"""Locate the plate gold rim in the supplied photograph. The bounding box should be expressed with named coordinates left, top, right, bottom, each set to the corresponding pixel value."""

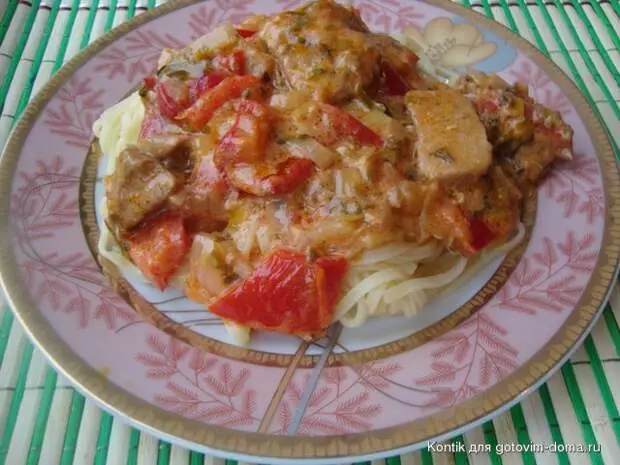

left=0, top=0, right=618, bottom=461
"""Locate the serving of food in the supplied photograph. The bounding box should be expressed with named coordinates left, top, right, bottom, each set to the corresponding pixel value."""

left=2, top=0, right=617, bottom=459
left=93, top=0, right=573, bottom=346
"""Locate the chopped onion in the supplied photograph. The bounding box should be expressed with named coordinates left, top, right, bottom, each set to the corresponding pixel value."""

left=285, top=138, right=337, bottom=169
left=223, top=321, right=251, bottom=346
left=359, top=109, right=406, bottom=141
left=189, top=23, right=237, bottom=54
left=187, top=234, right=226, bottom=296
left=304, top=218, right=356, bottom=245
left=334, top=170, right=344, bottom=196
left=231, top=215, right=258, bottom=258
left=387, top=187, right=401, bottom=207
left=256, top=224, right=272, bottom=254
left=340, top=167, right=363, bottom=196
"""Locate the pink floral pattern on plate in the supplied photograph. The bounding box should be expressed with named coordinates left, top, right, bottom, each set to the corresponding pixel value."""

left=4, top=0, right=611, bottom=442
left=137, top=334, right=259, bottom=429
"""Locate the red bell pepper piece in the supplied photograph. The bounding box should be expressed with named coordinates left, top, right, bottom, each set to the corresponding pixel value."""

left=236, top=28, right=257, bottom=38
left=188, top=71, right=230, bottom=101
left=127, top=213, right=191, bottom=290
left=213, top=49, right=245, bottom=75
left=226, top=158, right=315, bottom=197
left=176, top=75, right=262, bottom=131
left=209, top=249, right=349, bottom=335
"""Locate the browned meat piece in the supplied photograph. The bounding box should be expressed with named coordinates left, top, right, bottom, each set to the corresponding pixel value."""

left=180, top=154, right=229, bottom=234
left=396, top=164, right=523, bottom=253
left=302, top=0, right=369, bottom=32
left=511, top=134, right=563, bottom=184
left=405, top=89, right=492, bottom=181
left=106, top=147, right=178, bottom=232
left=135, top=135, right=193, bottom=176
left=370, top=34, right=428, bottom=90
left=455, top=73, right=573, bottom=185
left=136, top=135, right=188, bottom=159
left=456, top=74, right=533, bottom=147
left=258, top=0, right=379, bottom=102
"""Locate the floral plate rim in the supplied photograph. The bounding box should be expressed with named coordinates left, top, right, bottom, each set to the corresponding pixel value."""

left=0, top=0, right=618, bottom=463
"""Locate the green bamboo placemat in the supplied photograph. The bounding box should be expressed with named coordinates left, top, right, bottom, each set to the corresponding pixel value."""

left=0, top=0, right=618, bottom=464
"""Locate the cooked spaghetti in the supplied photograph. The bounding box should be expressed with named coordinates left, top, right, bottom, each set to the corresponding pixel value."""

left=93, top=0, right=573, bottom=344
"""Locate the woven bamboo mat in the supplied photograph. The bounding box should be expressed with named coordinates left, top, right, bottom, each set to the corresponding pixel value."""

left=0, top=0, right=618, bottom=464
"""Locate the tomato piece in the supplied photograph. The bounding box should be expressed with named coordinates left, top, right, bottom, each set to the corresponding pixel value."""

left=156, top=78, right=191, bottom=120
left=469, top=216, right=496, bottom=251
left=236, top=28, right=256, bottom=38
left=177, top=75, right=262, bottom=131
left=214, top=99, right=271, bottom=167
left=316, top=103, right=383, bottom=147
left=226, top=158, right=314, bottom=196
left=209, top=249, right=349, bottom=335
left=381, top=62, right=410, bottom=96
left=127, top=213, right=191, bottom=290
left=213, top=49, right=245, bottom=75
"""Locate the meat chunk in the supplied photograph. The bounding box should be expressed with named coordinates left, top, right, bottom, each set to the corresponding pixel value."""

left=455, top=73, right=573, bottom=185
left=258, top=0, right=379, bottom=102
left=106, top=147, right=177, bottom=232
left=136, top=135, right=188, bottom=159
left=405, top=89, right=492, bottom=181
left=136, top=135, right=193, bottom=176
left=511, top=134, right=562, bottom=184
left=370, top=34, right=426, bottom=90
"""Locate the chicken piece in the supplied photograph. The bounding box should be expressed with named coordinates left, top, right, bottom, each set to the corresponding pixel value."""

left=405, top=89, right=492, bottom=181
left=106, top=147, right=178, bottom=232
left=258, top=0, right=379, bottom=102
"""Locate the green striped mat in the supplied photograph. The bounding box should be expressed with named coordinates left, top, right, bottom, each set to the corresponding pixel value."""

left=0, top=0, right=618, bottom=464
